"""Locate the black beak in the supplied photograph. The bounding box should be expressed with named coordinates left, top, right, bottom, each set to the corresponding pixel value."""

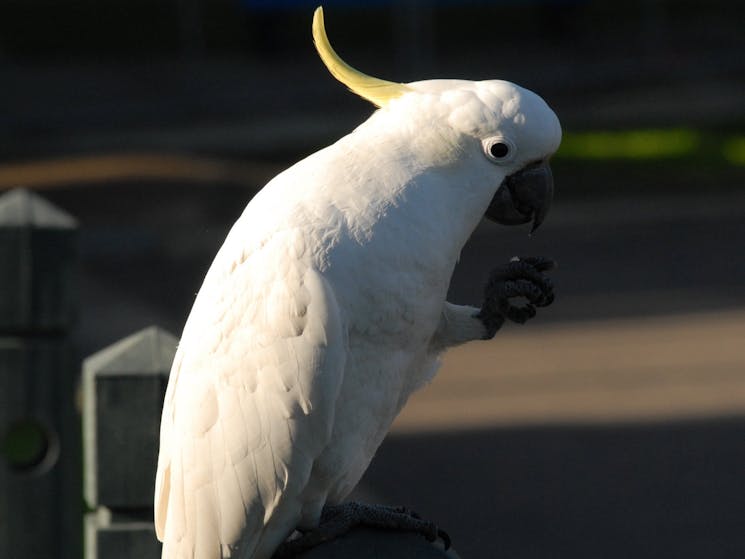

left=484, top=161, right=554, bottom=233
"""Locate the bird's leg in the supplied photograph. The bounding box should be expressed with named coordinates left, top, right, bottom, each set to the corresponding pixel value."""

left=430, top=256, right=555, bottom=352
left=272, top=502, right=450, bottom=558
left=429, top=302, right=489, bottom=351
left=476, top=256, right=556, bottom=338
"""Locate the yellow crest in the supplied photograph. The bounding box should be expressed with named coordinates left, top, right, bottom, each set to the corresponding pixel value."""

left=312, top=6, right=412, bottom=108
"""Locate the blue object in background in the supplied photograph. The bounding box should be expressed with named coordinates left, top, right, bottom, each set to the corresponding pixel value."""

left=241, top=0, right=392, bottom=9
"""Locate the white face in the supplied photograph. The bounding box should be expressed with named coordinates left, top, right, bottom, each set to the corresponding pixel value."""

left=405, top=79, right=562, bottom=230
left=461, top=81, right=561, bottom=230
left=352, top=77, right=561, bottom=231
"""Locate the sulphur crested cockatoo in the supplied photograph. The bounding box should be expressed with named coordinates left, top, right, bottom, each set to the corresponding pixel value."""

left=155, top=7, right=561, bottom=558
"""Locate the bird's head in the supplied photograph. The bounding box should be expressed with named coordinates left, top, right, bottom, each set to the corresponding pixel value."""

left=313, top=7, right=561, bottom=233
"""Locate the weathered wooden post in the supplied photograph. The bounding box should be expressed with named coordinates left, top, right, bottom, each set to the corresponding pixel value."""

left=83, top=326, right=177, bottom=559
left=0, top=188, right=81, bottom=559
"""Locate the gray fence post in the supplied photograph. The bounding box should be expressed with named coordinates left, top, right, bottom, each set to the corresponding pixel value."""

left=0, top=188, right=81, bottom=559
left=83, top=325, right=177, bottom=559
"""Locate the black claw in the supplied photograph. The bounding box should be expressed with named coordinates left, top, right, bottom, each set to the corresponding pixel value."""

left=438, top=528, right=452, bottom=550
left=506, top=264, right=554, bottom=299
left=505, top=302, right=536, bottom=324
left=475, top=306, right=506, bottom=339
left=519, top=256, right=557, bottom=272
left=390, top=505, right=421, bottom=520
left=479, top=256, right=556, bottom=327
left=502, top=278, right=544, bottom=304
left=276, top=502, right=451, bottom=558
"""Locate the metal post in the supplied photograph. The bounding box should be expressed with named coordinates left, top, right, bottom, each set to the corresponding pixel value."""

left=0, top=188, right=80, bottom=559
left=83, top=326, right=177, bottom=559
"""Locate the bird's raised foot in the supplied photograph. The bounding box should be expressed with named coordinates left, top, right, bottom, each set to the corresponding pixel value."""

left=476, top=256, right=556, bottom=338
left=272, top=502, right=450, bottom=558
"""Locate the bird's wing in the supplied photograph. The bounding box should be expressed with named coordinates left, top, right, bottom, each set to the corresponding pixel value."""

left=154, top=226, right=346, bottom=558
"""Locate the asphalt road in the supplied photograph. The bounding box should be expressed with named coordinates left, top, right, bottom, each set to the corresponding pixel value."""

left=363, top=310, right=745, bottom=558
left=362, top=416, right=745, bottom=559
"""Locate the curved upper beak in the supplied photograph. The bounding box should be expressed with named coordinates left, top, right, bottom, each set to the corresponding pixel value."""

left=485, top=161, right=554, bottom=233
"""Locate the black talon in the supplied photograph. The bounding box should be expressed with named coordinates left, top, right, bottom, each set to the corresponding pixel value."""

left=504, top=302, right=536, bottom=324
left=438, top=528, right=452, bottom=550
left=274, top=502, right=451, bottom=558
left=520, top=256, right=557, bottom=272
left=504, top=262, right=554, bottom=300
left=477, top=256, right=557, bottom=334
left=502, top=278, right=545, bottom=304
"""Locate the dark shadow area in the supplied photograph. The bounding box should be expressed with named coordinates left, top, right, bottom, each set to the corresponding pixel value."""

left=1, top=2, right=745, bottom=162
left=360, top=417, right=745, bottom=558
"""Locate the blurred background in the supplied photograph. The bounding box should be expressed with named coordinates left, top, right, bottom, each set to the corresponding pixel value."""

left=1, top=0, right=745, bottom=557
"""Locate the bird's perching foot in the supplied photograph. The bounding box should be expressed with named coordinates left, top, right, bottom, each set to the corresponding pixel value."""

left=272, top=502, right=450, bottom=558
left=476, top=256, right=556, bottom=338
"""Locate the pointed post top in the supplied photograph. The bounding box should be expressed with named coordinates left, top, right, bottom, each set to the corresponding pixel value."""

left=84, top=326, right=178, bottom=377
left=0, top=188, right=77, bottom=229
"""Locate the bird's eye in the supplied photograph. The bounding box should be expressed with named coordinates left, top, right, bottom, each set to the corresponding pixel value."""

left=483, top=137, right=515, bottom=163
left=490, top=142, right=510, bottom=158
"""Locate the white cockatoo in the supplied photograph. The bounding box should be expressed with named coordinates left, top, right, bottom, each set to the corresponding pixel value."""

left=155, top=6, right=561, bottom=559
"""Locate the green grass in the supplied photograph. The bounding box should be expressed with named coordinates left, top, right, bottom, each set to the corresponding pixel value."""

left=723, top=137, right=745, bottom=166
left=556, top=128, right=745, bottom=166
left=549, top=128, right=745, bottom=198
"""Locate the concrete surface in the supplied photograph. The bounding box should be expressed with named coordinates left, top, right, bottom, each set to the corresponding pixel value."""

left=394, top=308, right=745, bottom=432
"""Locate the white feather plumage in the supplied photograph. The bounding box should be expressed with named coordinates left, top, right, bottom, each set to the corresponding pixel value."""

left=155, top=33, right=561, bottom=558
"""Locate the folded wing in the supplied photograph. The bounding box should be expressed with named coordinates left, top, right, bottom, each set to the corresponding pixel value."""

left=155, top=227, right=345, bottom=558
